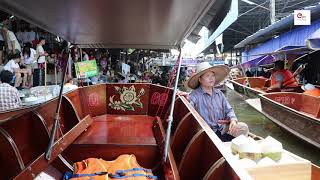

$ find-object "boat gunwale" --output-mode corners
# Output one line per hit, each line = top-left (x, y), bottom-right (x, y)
(259, 92), (320, 123)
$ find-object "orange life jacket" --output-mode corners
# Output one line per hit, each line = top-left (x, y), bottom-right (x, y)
(66, 154), (157, 180)
(271, 70), (298, 88)
(303, 89), (320, 97)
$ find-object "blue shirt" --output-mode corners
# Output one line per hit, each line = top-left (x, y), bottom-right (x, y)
(189, 86), (237, 132)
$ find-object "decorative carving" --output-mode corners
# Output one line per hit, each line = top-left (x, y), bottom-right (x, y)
(109, 86), (145, 111)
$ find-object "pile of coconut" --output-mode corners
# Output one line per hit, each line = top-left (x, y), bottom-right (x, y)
(230, 135), (296, 168)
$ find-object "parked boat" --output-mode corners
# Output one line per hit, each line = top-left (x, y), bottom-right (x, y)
(230, 77), (303, 98)
(0, 84), (319, 180)
(260, 92), (320, 149)
(229, 77), (269, 98)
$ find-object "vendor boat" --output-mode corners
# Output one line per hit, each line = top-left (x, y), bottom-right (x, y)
(229, 77), (303, 98)
(260, 92), (320, 149)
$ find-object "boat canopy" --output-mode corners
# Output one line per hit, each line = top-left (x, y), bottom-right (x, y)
(0, 0), (226, 49)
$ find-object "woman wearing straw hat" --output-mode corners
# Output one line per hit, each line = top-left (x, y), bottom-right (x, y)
(186, 62), (249, 141)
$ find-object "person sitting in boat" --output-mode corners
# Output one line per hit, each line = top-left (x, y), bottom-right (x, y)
(186, 62), (249, 142)
(0, 70), (22, 111)
(63, 77), (78, 92)
(302, 83), (320, 97)
(267, 60), (298, 91)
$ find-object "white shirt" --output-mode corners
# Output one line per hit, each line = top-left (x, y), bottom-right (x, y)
(4, 59), (20, 73)
(36, 45), (46, 63)
(23, 48), (36, 65)
(6, 31), (22, 52)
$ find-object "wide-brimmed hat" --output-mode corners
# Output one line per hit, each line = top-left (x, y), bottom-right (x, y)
(187, 62), (230, 89)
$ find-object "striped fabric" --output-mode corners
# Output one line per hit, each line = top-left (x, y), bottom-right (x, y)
(189, 86), (237, 132)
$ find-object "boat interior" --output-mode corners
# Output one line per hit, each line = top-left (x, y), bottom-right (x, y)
(261, 92), (320, 119)
(0, 83), (256, 180)
(232, 77), (270, 90)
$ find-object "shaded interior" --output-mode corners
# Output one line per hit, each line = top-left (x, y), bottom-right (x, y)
(0, 83), (319, 180)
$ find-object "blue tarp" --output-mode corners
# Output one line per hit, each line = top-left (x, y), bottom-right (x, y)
(307, 28), (320, 49)
(242, 20), (320, 62)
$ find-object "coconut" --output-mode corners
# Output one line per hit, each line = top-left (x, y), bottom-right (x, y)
(231, 135), (248, 154)
(278, 153), (296, 164)
(261, 136), (283, 161)
(238, 158), (257, 169)
(239, 137), (262, 161)
(257, 157), (277, 167)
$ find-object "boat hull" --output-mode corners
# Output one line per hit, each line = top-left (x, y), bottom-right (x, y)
(260, 92), (320, 149)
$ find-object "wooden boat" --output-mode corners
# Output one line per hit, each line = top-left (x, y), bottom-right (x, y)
(229, 77), (269, 98)
(230, 77), (303, 98)
(0, 0), (319, 179)
(0, 84), (319, 180)
(260, 92), (320, 149)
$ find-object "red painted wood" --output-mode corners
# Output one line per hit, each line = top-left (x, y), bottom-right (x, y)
(312, 165), (320, 180)
(171, 115), (201, 166)
(106, 83), (149, 115)
(14, 115), (93, 180)
(1, 112), (48, 168)
(64, 90), (84, 119)
(178, 130), (223, 180)
(79, 84), (107, 117)
(148, 84), (173, 119)
(153, 117), (181, 180)
(0, 106), (35, 121)
(74, 115), (156, 145)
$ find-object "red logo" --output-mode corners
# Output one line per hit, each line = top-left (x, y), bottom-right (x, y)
(297, 13), (303, 18)
(151, 92), (168, 106)
(88, 93), (99, 107)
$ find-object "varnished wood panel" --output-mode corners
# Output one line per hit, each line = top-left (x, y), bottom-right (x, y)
(153, 117), (181, 180)
(64, 89), (84, 119)
(1, 112), (48, 167)
(178, 130), (223, 180)
(74, 115), (156, 145)
(106, 83), (149, 115)
(79, 84), (107, 117)
(14, 115), (93, 180)
(148, 84), (173, 119)
(171, 98), (190, 132)
(171, 114), (201, 166)
(261, 95), (320, 149)
(0, 106), (35, 121)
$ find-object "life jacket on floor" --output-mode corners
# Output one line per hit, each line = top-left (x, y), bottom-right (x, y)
(271, 70), (298, 88)
(64, 154), (157, 180)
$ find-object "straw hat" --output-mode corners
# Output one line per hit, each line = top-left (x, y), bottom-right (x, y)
(187, 62), (230, 89)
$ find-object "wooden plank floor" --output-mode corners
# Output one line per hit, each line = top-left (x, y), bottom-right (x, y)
(74, 115), (156, 145)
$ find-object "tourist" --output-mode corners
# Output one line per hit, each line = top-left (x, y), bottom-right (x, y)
(36, 37), (48, 69)
(268, 60), (298, 91)
(0, 70), (21, 111)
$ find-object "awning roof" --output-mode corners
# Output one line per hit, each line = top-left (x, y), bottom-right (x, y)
(234, 4), (320, 49)
(0, 0), (226, 49)
(307, 28), (320, 50)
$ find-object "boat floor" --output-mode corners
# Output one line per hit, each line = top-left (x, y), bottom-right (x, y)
(74, 114), (157, 145)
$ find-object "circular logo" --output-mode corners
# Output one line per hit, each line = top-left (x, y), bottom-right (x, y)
(297, 13), (303, 18)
